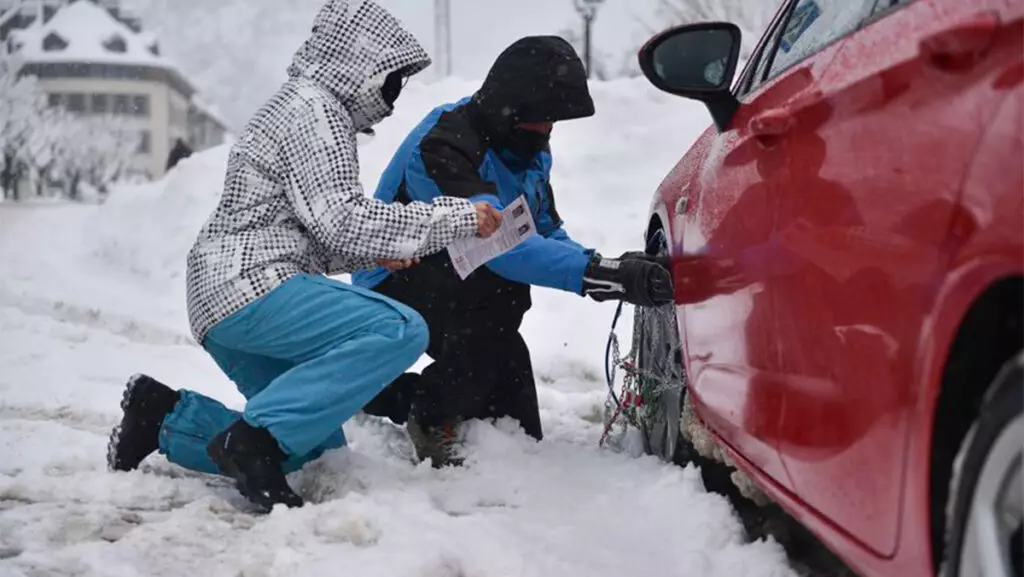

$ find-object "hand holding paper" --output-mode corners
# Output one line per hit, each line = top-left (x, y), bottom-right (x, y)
(448, 196), (537, 280)
(474, 202), (503, 237)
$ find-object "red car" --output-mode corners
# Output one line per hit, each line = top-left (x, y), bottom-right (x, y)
(623, 0), (1022, 575)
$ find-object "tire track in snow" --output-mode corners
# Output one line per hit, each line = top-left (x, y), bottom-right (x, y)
(0, 290), (195, 347)
(0, 403), (113, 436)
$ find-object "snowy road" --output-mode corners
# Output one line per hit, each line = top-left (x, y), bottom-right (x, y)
(0, 298), (795, 577)
(0, 78), (799, 577)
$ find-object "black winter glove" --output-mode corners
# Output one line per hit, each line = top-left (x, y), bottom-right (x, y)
(582, 255), (674, 307)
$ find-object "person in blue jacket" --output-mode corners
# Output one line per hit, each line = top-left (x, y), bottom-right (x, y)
(352, 35), (674, 467)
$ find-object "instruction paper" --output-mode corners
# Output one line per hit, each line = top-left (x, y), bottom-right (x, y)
(448, 196), (536, 280)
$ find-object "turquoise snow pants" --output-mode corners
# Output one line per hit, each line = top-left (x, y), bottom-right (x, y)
(156, 273), (429, 475)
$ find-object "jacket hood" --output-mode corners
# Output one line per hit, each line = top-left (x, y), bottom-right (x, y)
(471, 36), (595, 137)
(287, 0), (431, 131)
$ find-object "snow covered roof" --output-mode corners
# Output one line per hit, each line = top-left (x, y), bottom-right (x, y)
(9, 0), (177, 72)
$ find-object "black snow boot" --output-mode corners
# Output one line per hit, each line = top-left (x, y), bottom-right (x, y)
(207, 419), (304, 513)
(107, 373), (180, 472)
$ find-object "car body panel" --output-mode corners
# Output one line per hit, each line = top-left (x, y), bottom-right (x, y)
(644, 0), (1024, 574)
(664, 22), (852, 494)
(766, 0), (1020, 557)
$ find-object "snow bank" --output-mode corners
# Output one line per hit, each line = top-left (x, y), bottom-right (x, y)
(0, 77), (798, 577)
(90, 145), (230, 290)
(0, 145), (230, 343)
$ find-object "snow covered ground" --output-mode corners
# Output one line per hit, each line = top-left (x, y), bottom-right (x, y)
(0, 78), (798, 577)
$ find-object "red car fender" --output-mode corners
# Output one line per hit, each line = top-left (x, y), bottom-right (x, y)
(915, 82), (1023, 453)
(902, 85), (1023, 571)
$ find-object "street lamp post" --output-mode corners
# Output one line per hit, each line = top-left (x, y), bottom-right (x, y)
(434, 0), (452, 78)
(573, 0), (606, 78)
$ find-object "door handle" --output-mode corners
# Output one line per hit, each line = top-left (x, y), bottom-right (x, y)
(745, 88), (827, 148)
(749, 108), (796, 137)
(744, 107), (797, 152)
(920, 12), (999, 71)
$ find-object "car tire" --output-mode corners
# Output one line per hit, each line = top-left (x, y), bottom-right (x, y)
(632, 228), (688, 462)
(940, 351), (1023, 577)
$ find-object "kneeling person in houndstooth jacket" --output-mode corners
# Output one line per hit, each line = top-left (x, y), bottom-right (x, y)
(105, 0), (502, 513)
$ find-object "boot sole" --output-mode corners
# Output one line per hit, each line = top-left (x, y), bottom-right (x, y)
(106, 374), (147, 472)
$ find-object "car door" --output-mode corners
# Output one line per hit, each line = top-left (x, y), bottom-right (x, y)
(675, 0), (877, 491)
(758, 0), (1021, 557)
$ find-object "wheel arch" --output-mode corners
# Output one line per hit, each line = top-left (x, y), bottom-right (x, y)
(927, 273), (1023, 570)
(644, 214), (667, 253)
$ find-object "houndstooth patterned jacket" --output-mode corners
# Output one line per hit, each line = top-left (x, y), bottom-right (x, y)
(185, 0), (479, 344)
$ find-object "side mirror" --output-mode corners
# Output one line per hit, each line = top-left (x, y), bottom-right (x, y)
(639, 23), (743, 132)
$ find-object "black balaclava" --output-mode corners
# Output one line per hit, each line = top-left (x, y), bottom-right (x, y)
(359, 70), (404, 136)
(381, 69), (405, 107)
(506, 129), (551, 159)
(470, 36), (595, 156)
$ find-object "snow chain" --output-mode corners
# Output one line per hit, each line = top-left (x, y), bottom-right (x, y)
(599, 302), (639, 448)
(599, 301), (676, 451)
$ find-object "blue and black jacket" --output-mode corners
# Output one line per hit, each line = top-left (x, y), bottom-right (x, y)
(353, 36), (598, 294)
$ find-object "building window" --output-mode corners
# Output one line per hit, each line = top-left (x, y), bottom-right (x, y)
(170, 100), (187, 127)
(138, 130), (151, 154)
(132, 94), (149, 116)
(91, 93), (109, 114)
(66, 93), (85, 112)
(113, 94), (130, 114)
(147, 42), (159, 56)
(47, 93), (62, 108)
(102, 64), (126, 79)
(20, 62), (194, 99)
(42, 32), (67, 52)
(103, 35), (127, 53)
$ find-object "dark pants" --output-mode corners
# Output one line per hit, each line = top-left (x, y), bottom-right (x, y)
(362, 253), (543, 441)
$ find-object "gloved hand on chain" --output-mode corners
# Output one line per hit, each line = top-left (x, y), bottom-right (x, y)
(581, 253), (674, 307)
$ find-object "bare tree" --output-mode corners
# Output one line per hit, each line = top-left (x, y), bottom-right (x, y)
(78, 115), (140, 196)
(1, 57), (142, 201)
(22, 104), (71, 197)
(0, 58), (48, 201)
(50, 115), (140, 200)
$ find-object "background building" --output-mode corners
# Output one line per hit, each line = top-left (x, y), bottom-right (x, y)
(1, 0), (228, 181)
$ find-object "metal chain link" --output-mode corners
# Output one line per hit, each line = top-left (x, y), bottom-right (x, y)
(599, 302), (679, 449)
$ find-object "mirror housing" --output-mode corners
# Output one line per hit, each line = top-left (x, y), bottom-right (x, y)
(639, 22), (743, 132)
